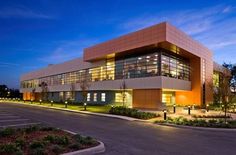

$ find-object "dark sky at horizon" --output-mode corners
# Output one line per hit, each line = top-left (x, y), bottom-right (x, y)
(0, 0), (236, 89)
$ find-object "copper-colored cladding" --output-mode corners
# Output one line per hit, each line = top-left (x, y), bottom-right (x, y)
(133, 89), (162, 109)
(84, 22), (213, 107)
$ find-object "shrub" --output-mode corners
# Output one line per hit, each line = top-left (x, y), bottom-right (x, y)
(50, 145), (63, 154)
(69, 143), (81, 150)
(43, 135), (69, 145)
(30, 140), (45, 149)
(0, 128), (15, 137)
(0, 143), (20, 154)
(40, 126), (57, 131)
(109, 106), (158, 119)
(29, 148), (45, 155)
(15, 138), (25, 149)
(24, 125), (40, 133)
(73, 134), (96, 145)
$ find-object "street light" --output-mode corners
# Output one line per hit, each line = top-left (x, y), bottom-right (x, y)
(65, 101), (68, 108)
(84, 103), (87, 111)
(163, 109), (167, 120)
(51, 100), (54, 106)
(39, 99), (42, 105)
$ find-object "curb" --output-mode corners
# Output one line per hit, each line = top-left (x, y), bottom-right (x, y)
(1, 101), (139, 121)
(62, 141), (105, 155)
(62, 130), (105, 155)
(156, 123), (236, 132)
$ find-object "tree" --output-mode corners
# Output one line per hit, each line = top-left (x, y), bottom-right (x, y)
(211, 68), (234, 123)
(120, 79), (127, 107)
(223, 63), (236, 93)
(39, 82), (48, 101)
(70, 83), (76, 103)
(80, 78), (90, 104)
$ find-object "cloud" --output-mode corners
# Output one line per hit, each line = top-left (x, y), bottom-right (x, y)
(119, 4), (236, 52)
(0, 6), (52, 19)
(39, 39), (98, 63)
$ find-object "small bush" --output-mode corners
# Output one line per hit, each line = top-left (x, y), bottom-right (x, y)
(15, 138), (25, 149)
(43, 135), (69, 145)
(40, 126), (57, 131)
(73, 134), (96, 145)
(24, 125), (40, 133)
(0, 143), (20, 154)
(69, 143), (81, 150)
(0, 128), (15, 137)
(30, 140), (45, 149)
(30, 148), (45, 155)
(109, 106), (158, 119)
(50, 145), (63, 154)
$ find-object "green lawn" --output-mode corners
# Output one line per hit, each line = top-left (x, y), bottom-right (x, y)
(19, 101), (111, 114)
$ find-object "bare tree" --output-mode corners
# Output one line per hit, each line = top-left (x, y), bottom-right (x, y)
(80, 78), (90, 104)
(210, 69), (233, 122)
(70, 83), (76, 103)
(39, 81), (48, 102)
(120, 79), (127, 107)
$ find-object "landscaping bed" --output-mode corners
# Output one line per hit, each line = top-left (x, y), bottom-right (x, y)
(109, 106), (159, 120)
(0, 126), (99, 155)
(155, 116), (236, 128)
(192, 114), (231, 119)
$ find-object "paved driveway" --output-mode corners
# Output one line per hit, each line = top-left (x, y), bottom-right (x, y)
(0, 102), (236, 155)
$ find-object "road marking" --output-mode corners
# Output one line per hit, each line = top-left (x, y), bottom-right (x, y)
(0, 119), (29, 123)
(0, 116), (21, 119)
(0, 122), (41, 128)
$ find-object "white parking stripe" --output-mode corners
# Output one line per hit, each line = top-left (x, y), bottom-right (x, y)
(0, 119), (29, 123)
(0, 116), (21, 119)
(0, 122), (41, 128)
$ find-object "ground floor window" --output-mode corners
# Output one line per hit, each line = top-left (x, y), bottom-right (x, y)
(87, 93), (91, 101)
(93, 93), (97, 102)
(115, 93), (123, 102)
(162, 91), (175, 106)
(101, 93), (106, 102)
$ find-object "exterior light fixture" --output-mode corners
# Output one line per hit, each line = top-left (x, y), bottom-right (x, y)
(138, 57), (142, 60)
(173, 104), (176, 113)
(163, 109), (167, 120)
(65, 101), (68, 108)
(39, 99), (42, 105)
(84, 102), (87, 111)
(206, 104), (209, 112)
(31, 99), (33, 104)
(188, 106), (191, 115)
(51, 100), (53, 106)
(146, 56), (150, 59)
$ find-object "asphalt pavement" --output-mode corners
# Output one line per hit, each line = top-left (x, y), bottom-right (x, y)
(0, 102), (235, 155)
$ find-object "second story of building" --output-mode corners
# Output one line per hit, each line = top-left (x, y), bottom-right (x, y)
(20, 22), (213, 93)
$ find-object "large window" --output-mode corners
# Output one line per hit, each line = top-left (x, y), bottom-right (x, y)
(21, 48), (191, 89)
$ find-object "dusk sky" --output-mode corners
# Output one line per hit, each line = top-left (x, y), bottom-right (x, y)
(0, 0), (236, 89)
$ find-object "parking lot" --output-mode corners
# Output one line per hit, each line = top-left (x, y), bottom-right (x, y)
(0, 107), (40, 129)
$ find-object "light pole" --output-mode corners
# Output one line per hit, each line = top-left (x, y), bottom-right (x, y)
(39, 99), (42, 105)
(51, 100), (53, 106)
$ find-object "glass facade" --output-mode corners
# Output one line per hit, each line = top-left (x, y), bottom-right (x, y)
(21, 48), (191, 89)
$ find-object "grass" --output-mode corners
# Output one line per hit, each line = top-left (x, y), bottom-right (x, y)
(4, 100), (112, 114)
